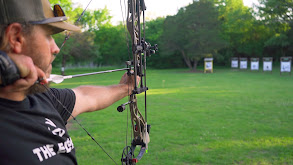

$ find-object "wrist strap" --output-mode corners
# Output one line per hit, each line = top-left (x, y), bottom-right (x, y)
(0, 50), (21, 87)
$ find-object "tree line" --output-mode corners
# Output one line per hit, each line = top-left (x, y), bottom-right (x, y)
(51, 0), (293, 72)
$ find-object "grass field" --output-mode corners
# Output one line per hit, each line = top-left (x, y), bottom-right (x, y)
(51, 67), (293, 165)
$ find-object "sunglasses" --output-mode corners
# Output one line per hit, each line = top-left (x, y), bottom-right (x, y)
(33, 4), (67, 24)
(53, 4), (66, 17)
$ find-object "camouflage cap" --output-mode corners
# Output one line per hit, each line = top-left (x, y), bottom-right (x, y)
(0, 0), (80, 34)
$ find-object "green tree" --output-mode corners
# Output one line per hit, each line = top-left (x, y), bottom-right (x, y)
(53, 31), (100, 67)
(161, 0), (224, 71)
(94, 24), (128, 66)
(49, 0), (114, 69)
(264, 33), (289, 57)
(258, 0), (293, 24)
(257, 0), (292, 59)
(286, 22), (293, 56)
(217, 0), (267, 62)
(144, 17), (177, 68)
(79, 8), (113, 32)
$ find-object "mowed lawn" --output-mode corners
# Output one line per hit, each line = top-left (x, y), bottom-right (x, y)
(51, 67), (293, 165)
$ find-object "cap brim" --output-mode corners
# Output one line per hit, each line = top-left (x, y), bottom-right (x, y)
(47, 21), (80, 34)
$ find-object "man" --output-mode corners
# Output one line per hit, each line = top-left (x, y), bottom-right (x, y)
(0, 0), (136, 164)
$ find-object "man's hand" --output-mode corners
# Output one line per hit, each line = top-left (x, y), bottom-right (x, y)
(119, 71), (140, 95)
(0, 53), (47, 93)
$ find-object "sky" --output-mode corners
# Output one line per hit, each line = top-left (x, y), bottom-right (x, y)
(73, 0), (259, 25)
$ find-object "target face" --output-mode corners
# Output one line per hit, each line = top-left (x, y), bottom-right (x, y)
(231, 60), (238, 68)
(263, 61), (272, 71)
(251, 61), (259, 70)
(281, 61), (291, 72)
(240, 61), (247, 69)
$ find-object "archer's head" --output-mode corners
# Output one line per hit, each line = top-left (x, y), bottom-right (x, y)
(0, 0), (80, 51)
(0, 0), (80, 95)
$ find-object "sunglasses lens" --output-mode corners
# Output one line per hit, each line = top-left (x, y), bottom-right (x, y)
(53, 4), (65, 17)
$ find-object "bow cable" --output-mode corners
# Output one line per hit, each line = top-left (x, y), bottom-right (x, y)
(40, 1), (118, 164)
(120, 0), (132, 159)
(42, 85), (118, 165)
(59, 0), (93, 52)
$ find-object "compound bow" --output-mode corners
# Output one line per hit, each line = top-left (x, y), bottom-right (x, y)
(42, 0), (157, 164)
(117, 0), (157, 164)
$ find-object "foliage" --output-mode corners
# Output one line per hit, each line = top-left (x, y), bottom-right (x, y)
(256, 0), (293, 59)
(216, 0), (266, 62)
(286, 22), (293, 56)
(49, 0), (111, 68)
(161, 0), (224, 71)
(144, 17), (183, 69)
(79, 8), (113, 32)
(94, 24), (128, 66)
(265, 33), (289, 48)
(53, 31), (100, 67)
(49, 0), (293, 69)
(258, 0), (293, 24)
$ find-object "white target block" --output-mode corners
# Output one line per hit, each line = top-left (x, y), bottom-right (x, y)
(251, 61), (259, 70)
(263, 61), (272, 71)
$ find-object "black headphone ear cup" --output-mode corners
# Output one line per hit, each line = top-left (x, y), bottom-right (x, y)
(0, 51), (21, 87)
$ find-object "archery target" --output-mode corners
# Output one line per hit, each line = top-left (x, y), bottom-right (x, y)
(263, 61), (272, 71)
(205, 61), (212, 70)
(251, 61), (259, 70)
(231, 60), (238, 68)
(240, 61), (247, 69)
(281, 61), (291, 72)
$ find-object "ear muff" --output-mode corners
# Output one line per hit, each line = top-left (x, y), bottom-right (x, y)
(0, 50), (20, 87)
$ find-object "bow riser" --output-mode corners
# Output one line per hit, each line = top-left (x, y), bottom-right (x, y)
(119, 0), (158, 164)
(129, 95), (150, 145)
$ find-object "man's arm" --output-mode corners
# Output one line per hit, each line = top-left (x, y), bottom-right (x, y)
(70, 73), (137, 119)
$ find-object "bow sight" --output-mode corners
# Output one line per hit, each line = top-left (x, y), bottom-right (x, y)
(143, 39), (158, 57)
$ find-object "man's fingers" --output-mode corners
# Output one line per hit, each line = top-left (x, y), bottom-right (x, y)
(35, 67), (48, 84)
(9, 54), (31, 78)
(9, 54), (48, 84)
(136, 76), (140, 86)
(120, 72), (140, 84)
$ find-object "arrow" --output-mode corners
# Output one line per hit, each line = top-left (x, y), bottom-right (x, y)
(37, 68), (130, 84)
(47, 74), (72, 84)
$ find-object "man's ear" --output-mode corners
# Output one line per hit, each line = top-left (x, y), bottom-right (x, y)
(5, 23), (25, 54)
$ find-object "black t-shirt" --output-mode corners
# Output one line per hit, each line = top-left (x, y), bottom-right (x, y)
(0, 88), (77, 165)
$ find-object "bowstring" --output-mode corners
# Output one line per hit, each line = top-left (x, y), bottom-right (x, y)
(44, 0), (118, 164)
(41, 85), (118, 165)
(120, 0), (133, 152)
(59, 0), (93, 52)
(120, 0), (131, 61)
(142, 0), (147, 124)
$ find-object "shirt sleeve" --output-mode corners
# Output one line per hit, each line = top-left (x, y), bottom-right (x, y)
(47, 88), (76, 123)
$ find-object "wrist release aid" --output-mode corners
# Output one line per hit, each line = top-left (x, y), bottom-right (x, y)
(0, 50), (20, 87)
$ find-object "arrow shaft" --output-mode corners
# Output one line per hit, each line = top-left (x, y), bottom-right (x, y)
(70, 68), (130, 78)
(42, 68), (130, 84)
